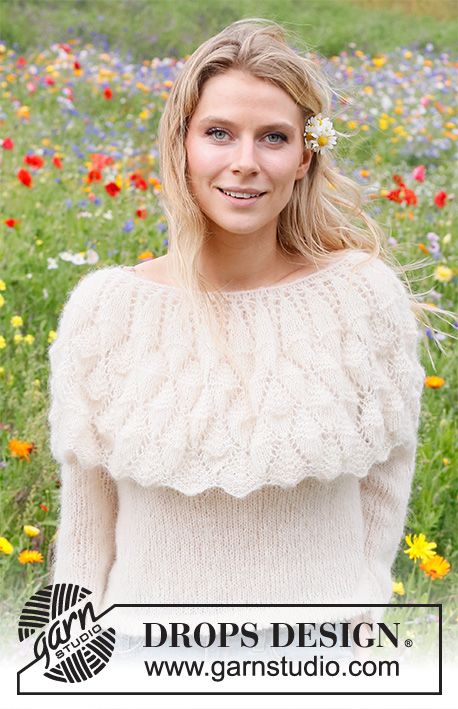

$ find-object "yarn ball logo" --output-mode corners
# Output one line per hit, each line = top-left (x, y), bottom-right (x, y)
(18, 582), (116, 683)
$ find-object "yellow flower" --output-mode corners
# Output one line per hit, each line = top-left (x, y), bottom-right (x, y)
(0, 294), (4, 308)
(11, 315), (23, 328)
(434, 265), (453, 282)
(372, 56), (387, 68)
(424, 376), (445, 389)
(0, 279), (5, 290)
(392, 581), (405, 596)
(420, 555), (451, 580)
(18, 549), (44, 564)
(23, 334), (35, 345)
(23, 525), (40, 538)
(404, 533), (437, 562)
(0, 366), (5, 376)
(14, 333), (24, 344)
(0, 537), (14, 554)
(442, 458), (450, 466)
(48, 330), (57, 344)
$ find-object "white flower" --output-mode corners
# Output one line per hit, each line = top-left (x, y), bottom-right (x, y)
(71, 253), (86, 266)
(59, 251), (73, 262)
(303, 113), (337, 154)
(102, 210), (113, 220)
(47, 258), (58, 270)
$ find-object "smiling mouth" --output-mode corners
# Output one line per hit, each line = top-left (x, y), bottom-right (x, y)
(217, 188), (267, 200)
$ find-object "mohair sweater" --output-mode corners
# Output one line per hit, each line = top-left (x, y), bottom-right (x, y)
(48, 249), (425, 637)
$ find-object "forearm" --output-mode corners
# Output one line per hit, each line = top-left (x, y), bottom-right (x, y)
(52, 460), (118, 615)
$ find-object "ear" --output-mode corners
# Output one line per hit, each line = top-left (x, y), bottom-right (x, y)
(295, 148), (313, 181)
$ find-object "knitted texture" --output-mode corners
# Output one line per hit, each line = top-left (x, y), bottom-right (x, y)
(48, 249), (425, 633)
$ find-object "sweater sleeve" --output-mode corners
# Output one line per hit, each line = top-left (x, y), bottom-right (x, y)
(47, 269), (118, 615)
(358, 265), (425, 625)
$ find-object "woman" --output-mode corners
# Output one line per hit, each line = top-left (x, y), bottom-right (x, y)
(48, 19), (434, 666)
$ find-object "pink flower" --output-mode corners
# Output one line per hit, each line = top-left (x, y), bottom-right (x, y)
(412, 165), (426, 182)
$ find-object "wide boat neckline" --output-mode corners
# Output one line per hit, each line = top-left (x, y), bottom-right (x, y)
(116, 249), (365, 298)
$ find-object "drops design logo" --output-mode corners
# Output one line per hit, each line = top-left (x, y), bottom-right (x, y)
(18, 583), (116, 683)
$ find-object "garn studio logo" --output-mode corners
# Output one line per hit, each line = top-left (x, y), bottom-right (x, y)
(18, 583), (116, 682)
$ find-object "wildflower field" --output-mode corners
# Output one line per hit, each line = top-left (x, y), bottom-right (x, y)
(0, 1), (457, 655)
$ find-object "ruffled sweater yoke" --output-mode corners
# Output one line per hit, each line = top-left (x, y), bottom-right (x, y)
(48, 249), (425, 636)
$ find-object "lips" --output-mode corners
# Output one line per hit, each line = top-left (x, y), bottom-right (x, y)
(217, 187), (267, 199)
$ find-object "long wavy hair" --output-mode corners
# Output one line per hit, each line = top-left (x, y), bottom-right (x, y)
(157, 17), (454, 368)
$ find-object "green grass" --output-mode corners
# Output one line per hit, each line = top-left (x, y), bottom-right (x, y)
(2, 0), (457, 60)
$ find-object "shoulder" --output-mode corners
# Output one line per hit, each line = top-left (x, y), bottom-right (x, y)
(130, 255), (171, 284)
(343, 250), (415, 315)
(56, 266), (118, 330)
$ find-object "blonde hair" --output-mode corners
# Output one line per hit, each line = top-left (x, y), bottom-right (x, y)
(157, 17), (455, 369)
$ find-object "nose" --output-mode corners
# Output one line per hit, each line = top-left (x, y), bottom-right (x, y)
(230, 137), (260, 175)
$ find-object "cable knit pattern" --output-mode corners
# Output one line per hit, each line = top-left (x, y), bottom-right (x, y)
(48, 249), (425, 634)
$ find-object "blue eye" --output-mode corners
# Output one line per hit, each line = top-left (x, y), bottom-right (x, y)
(206, 128), (287, 144)
(206, 128), (229, 140)
(266, 133), (287, 144)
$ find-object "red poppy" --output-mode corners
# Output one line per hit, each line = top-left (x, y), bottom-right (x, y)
(104, 87), (113, 100)
(404, 188), (417, 206)
(74, 60), (81, 71)
(24, 154), (44, 169)
(44, 76), (55, 86)
(386, 175), (417, 206)
(91, 153), (114, 171)
(16, 56), (27, 68)
(434, 191), (448, 208)
(59, 43), (72, 54)
(53, 156), (62, 168)
(105, 182), (120, 197)
(17, 168), (32, 187)
(2, 137), (14, 150)
(88, 169), (102, 183)
(39, 503), (49, 512)
(386, 189), (402, 203)
(4, 218), (19, 228)
(130, 173), (148, 190)
(136, 208), (147, 219)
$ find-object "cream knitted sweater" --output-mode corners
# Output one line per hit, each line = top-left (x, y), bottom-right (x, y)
(48, 249), (425, 637)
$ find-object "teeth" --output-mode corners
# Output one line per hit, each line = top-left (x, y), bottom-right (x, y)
(221, 189), (260, 199)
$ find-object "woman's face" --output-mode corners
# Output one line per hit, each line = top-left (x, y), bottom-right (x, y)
(184, 69), (312, 242)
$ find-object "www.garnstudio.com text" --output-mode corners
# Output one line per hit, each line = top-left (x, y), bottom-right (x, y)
(140, 655), (400, 682)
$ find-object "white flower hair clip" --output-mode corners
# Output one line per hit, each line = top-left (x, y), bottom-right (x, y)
(303, 113), (337, 154)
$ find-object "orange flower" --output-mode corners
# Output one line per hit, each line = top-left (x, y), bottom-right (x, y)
(420, 555), (451, 580)
(8, 438), (36, 461)
(18, 549), (44, 564)
(424, 376), (445, 389)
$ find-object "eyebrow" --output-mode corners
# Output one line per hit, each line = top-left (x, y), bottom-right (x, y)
(197, 116), (296, 132)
